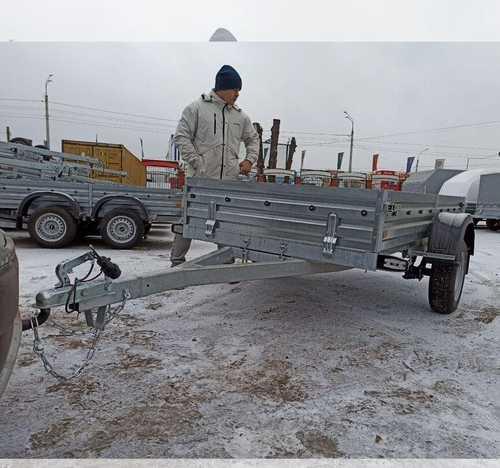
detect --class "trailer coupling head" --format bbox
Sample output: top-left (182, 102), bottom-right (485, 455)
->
top-left (32, 246), bottom-right (124, 331)
top-left (23, 247), bottom-right (130, 380)
top-left (55, 244), bottom-right (121, 288)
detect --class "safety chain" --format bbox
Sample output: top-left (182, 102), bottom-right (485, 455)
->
top-left (31, 313), bottom-right (102, 381)
top-left (105, 290), bottom-right (130, 325)
top-left (47, 318), bottom-right (87, 337)
top-left (31, 290), bottom-right (130, 381)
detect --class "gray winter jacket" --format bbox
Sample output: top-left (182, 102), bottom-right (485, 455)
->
top-left (174, 91), bottom-right (259, 179)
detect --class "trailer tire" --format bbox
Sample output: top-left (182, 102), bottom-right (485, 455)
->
top-left (27, 206), bottom-right (77, 248)
top-left (100, 209), bottom-right (144, 249)
top-left (428, 240), bottom-right (468, 314)
top-left (486, 219), bottom-right (500, 231)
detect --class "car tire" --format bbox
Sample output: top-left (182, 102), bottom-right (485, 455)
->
top-left (27, 206), bottom-right (77, 248)
top-left (428, 240), bottom-right (468, 314)
top-left (100, 209), bottom-right (144, 249)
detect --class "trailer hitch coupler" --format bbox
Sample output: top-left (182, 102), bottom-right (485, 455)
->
top-left (96, 256), bottom-right (121, 280)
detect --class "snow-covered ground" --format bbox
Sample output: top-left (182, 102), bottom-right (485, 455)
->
top-left (0, 224), bottom-right (499, 458)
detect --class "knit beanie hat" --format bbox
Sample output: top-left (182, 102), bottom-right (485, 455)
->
top-left (214, 65), bottom-right (242, 91)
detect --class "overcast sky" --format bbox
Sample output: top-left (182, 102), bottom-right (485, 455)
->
top-left (2, 0), bottom-right (500, 42)
top-left (1, 2), bottom-right (500, 172)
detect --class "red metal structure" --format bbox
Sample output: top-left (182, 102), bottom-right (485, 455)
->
top-left (371, 170), bottom-right (404, 191)
top-left (142, 159), bottom-right (185, 190)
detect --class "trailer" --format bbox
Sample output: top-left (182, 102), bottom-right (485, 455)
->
top-left (0, 141), bottom-right (183, 248)
top-left (0, 177), bottom-right (477, 383)
top-left (467, 173), bottom-right (500, 230)
top-left (439, 169), bottom-right (500, 230)
top-left (402, 169), bottom-right (463, 194)
top-left (32, 177), bottom-right (474, 330)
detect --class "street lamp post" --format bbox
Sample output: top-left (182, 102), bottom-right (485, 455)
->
top-left (44, 74), bottom-right (54, 149)
top-left (344, 111), bottom-right (354, 172)
top-left (414, 147), bottom-right (429, 172)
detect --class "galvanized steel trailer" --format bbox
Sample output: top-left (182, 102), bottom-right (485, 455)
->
top-left (34, 177), bottom-right (475, 327)
top-left (182, 178), bottom-right (469, 271)
top-left (0, 176), bottom-right (183, 249)
top-left (0, 141), bottom-right (183, 248)
top-left (466, 173), bottom-right (500, 231)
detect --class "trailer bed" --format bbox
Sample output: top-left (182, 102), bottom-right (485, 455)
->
top-left (182, 178), bottom-right (465, 270)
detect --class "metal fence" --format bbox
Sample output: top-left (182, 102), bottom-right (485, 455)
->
top-left (146, 167), bottom-right (183, 189)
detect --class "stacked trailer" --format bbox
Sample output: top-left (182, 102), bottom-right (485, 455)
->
top-left (0, 179), bottom-right (182, 248)
top-left (0, 142), bottom-right (183, 248)
top-left (0, 141), bottom-right (128, 183)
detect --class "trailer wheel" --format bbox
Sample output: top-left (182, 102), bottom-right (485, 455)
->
top-left (486, 219), bottom-right (500, 231)
top-left (100, 209), bottom-right (144, 249)
top-left (428, 240), bottom-right (468, 314)
top-left (28, 206), bottom-right (77, 248)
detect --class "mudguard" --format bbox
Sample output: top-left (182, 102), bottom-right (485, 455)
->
top-left (429, 212), bottom-right (475, 257)
top-left (0, 230), bottom-right (21, 398)
top-left (16, 191), bottom-right (80, 228)
top-left (92, 195), bottom-right (149, 221)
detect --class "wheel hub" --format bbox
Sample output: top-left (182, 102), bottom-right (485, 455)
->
top-left (35, 214), bottom-right (67, 242)
top-left (107, 216), bottom-right (136, 243)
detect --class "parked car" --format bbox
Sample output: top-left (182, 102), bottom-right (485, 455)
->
top-left (0, 229), bottom-right (21, 397)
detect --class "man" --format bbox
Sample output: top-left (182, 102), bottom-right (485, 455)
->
top-left (171, 65), bottom-right (260, 266)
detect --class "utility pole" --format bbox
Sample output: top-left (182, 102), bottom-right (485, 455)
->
top-left (253, 122), bottom-right (264, 180)
top-left (300, 150), bottom-right (306, 174)
top-left (268, 119), bottom-right (280, 183)
top-left (44, 74), bottom-right (54, 149)
top-left (140, 138), bottom-right (145, 160)
top-left (6, 126), bottom-right (11, 142)
top-left (268, 119), bottom-right (280, 170)
top-left (344, 111), bottom-right (354, 172)
top-left (284, 137), bottom-right (297, 184)
top-left (285, 137), bottom-right (297, 170)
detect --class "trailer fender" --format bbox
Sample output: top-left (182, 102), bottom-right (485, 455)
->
top-left (92, 196), bottom-right (149, 221)
top-left (429, 212), bottom-right (475, 257)
top-left (16, 191), bottom-right (80, 229)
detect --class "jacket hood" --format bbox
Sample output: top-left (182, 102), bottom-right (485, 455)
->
top-left (201, 90), bottom-right (241, 111)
